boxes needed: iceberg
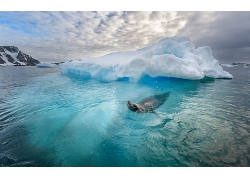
[37,63,58,68]
[60,36,233,81]
[220,64,235,67]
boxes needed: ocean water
[0,66,249,167]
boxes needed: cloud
[0,11,250,63]
[0,11,186,62]
[177,11,250,62]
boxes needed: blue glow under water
[0,66,250,167]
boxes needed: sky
[0,1,249,178]
[0,2,250,64]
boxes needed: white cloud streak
[1,11,250,63]
[0,11,186,62]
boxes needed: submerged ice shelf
[60,36,233,81]
[2,62,250,167]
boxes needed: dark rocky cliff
[0,46,40,66]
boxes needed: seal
[126,92,170,114]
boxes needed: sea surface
[0,66,249,167]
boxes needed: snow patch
[7,52,26,65]
[0,52,13,65]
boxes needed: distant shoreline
[231,62,250,66]
[220,62,250,67]
[0,62,64,67]
[1,61,250,68]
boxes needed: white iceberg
[220,64,235,67]
[60,36,233,81]
[37,63,57,68]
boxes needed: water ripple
[0,66,250,166]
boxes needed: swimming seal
[126,92,170,114]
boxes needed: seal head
[126,101,140,112]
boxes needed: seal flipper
[152,110,162,119]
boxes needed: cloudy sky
[1,9,250,63]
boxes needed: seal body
[126,92,170,113]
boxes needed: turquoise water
[0,66,249,166]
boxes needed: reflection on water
[0,66,250,166]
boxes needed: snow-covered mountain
[0,46,40,66]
